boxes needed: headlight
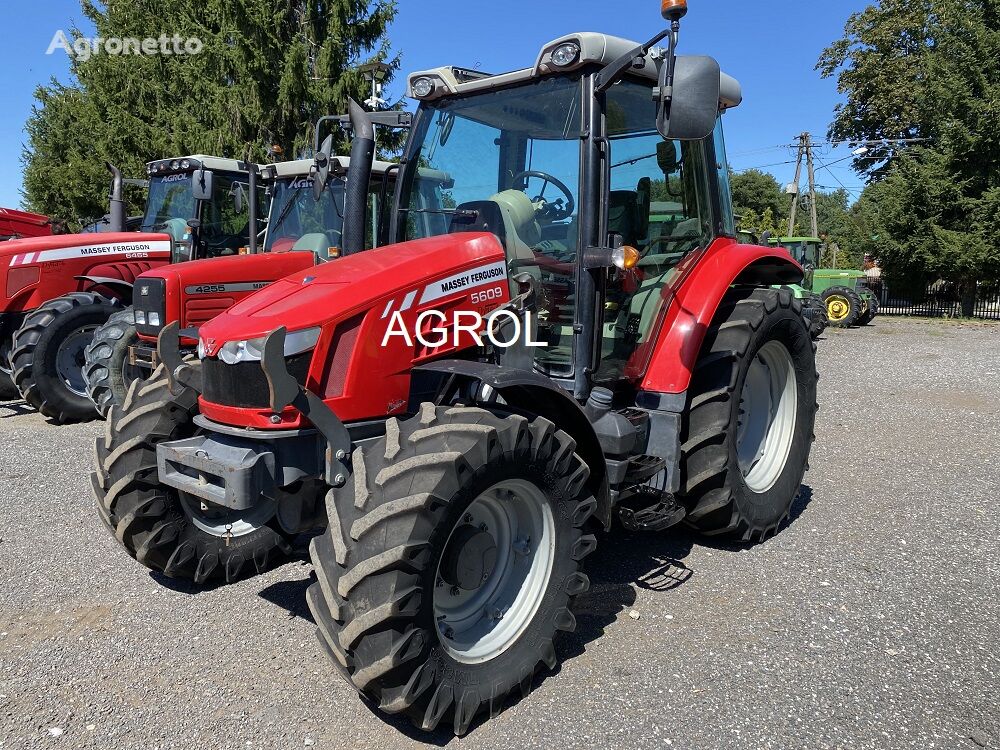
[550,43,581,67]
[170,160,180,171]
[214,326,321,365]
[181,159,190,170]
[134,310,147,325]
[148,312,161,327]
[411,77,435,98]
[197,338,206,359]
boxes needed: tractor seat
[291,233,334,263]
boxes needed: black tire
[307,405,597,735]
[11,292,117,423]
[677,287,818,542]
[91,365,294,583]
[821,285,862,328]
[0,337,16,401]
[83,306,144,419]
[802,293,828,339]
[857,293,879,326]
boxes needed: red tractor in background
[0,208,53,242]
[82,108,412,417]
[1,157,252,420]
[94,1,818,735]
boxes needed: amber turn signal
[661,0,688,21]
[614,245,641,270]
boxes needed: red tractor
[93,1,817,735]
[0,208,53,242]
[1,158,252,420]
[82,113,407,417]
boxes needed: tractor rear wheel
[822,286,862,328]
[91,364,293,583]
[84,306,144,418]
[307,405,597,735]
[11,292,117,423]
[678,287,818,542]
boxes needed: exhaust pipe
[106,162,126,233]
[341,99,375,257]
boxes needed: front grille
[134,277,166,337]
[202,352,312,409]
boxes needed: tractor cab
[396,32,742,395]
[260,157,398,260]
[142,156,255,263]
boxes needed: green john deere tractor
[769,236,878,328]
[737,230,828,338]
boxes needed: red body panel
[135,251,317,342]
[0,232,171,313]
[635,237,803,394]
[198,232,510,429]
[0,208,51,241]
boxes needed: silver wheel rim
[56,325,99,396]
[433,478,555,665]
[179,493,278,538]
[736,340,798,493]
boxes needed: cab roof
[263,157,398,180]
[407,32,742,111]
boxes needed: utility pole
[787,133,805,236]
[787,132,820,238]
[804,134,819,238]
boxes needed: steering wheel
[512,170,575,221]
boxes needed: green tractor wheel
[821,286,862,328]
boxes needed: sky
[0,0,872,211]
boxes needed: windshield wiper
[270,189,300,233]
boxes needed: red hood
[0,232,171,266]
[198,233,506,346]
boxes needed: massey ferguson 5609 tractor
[1,157,251,419]
[83,125,402,417]
[93,1,818,734]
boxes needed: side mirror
[312,134,334,202]
[232,183,246,214]
[192,168,215,202]
[656,55,721,141]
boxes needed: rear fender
[639,238,803,394]
[411,359,611,529]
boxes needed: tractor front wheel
[307,405,597,735]
[91,365,294,583]
[678,287,818,542]
[83,306,144,418]
[857,293,879,326]
[0,337,16,400]
[11,292,117,423]
[822,286,862,328]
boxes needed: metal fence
[873,279,1000,320]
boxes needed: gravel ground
[1,317,997,750]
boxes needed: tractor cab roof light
[411,77,436,99]
[550,42,580,67]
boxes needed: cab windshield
[399,76,584,376]
[265,176,387,257]
[265,177,346,258]
[142,174,194,235]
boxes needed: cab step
[619,492,687,532]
